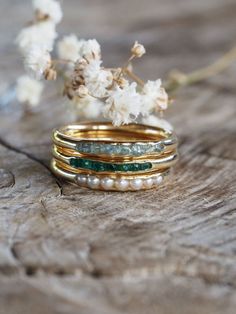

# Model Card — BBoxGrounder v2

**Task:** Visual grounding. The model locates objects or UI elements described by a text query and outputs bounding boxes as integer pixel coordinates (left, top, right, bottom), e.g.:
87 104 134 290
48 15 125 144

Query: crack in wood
0 136 63 196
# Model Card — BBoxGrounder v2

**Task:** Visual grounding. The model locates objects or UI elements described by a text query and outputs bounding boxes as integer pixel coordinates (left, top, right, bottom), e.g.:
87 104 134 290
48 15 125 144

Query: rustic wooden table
0 0 236 313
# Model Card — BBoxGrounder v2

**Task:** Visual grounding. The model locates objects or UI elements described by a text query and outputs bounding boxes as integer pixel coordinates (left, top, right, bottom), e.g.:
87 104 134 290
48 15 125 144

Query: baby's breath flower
33 0 63 24
142 115 173 131
104 83 142 126
80 39 101 60
24 46 51 79
157 87 169 110
16 75 44 106
57 34 83 62
141 79 169 113
116 77 129 88
76 85 89 98
83 60 113 98
72 95 103 119
74 58 88 72
16 21 57 54
131 41 146 58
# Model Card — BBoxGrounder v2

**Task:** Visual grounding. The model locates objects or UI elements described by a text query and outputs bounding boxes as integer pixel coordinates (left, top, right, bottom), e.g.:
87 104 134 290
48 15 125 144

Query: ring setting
51 122 178 192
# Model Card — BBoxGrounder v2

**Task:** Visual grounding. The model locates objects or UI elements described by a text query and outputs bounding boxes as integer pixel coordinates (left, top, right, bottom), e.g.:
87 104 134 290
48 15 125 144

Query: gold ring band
51 122 178 191
51 158 170 191
52 144 178 174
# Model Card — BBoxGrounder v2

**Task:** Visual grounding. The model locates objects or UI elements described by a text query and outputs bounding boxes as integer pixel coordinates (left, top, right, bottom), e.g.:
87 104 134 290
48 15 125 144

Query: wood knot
0 168 15 188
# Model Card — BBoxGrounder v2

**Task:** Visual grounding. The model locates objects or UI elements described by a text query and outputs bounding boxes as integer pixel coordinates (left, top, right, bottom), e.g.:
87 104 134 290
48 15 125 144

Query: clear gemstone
132 144 144 156
146 144 155 153
112 145 122 155
91 143 101 154
81 142 92 153
120 145 131 155
155 143 165 153
76 143 83 151
103 144 114 154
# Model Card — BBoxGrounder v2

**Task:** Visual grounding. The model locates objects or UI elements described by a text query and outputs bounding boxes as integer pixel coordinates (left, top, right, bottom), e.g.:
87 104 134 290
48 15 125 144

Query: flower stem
123 68 145 87
52 59 75 65
165 45 236 93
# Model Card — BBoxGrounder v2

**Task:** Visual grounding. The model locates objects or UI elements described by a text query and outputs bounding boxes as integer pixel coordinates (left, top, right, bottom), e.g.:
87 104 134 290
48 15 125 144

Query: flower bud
131 41 146 58
44 68 57 81
76 85 89 98
75 58 88 72
117 77 129 88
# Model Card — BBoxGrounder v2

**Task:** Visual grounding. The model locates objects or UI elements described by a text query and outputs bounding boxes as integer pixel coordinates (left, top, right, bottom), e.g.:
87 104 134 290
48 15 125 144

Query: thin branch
52 59 75 65
165 45 236 93
123 68 145 87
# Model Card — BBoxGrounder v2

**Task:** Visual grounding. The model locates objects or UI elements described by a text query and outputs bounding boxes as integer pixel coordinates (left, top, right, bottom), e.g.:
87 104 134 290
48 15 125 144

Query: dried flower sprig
62 39 170 126
165 45 236 93
15 0 63 107
15 0 170 127
14 0 236 129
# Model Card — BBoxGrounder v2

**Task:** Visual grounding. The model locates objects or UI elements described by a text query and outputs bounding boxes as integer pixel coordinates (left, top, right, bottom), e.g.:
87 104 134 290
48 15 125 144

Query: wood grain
0 0 236 313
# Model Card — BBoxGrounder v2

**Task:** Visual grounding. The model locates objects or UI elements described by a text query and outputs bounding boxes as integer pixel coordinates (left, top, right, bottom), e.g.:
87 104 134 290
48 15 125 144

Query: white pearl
77 174 87 186
154 175 163 185
101 178 114 190
115 179 129 191
87 176 100 189
144 178 153 189
130 178 143 190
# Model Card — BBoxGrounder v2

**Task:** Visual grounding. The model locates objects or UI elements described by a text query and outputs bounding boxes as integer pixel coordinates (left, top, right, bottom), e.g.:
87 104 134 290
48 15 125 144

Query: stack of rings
51 122 178 191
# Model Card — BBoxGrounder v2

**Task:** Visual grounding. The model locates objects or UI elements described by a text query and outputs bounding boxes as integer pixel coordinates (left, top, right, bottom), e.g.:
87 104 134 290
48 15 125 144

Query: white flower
76 85 89 98
57 34 83 62
24 46 51 79
33 0 63 24
142 115 173 131
57 38 101 64
104 83 142 126
16 75 44 106
131 41 146 58
83 60 113 98
80 39 101 60
72 95 103 119
16 21 57 54
141 79 168 113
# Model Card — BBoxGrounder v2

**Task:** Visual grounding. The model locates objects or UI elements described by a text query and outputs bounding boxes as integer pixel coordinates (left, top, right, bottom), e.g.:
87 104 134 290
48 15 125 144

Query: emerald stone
70 157 152 173
122 164 129 171
98 164 106 172
133 164 140 171
70 158 77 167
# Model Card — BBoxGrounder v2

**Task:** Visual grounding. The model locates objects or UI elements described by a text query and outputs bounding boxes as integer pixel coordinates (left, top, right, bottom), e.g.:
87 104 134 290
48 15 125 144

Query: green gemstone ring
51 122 179 191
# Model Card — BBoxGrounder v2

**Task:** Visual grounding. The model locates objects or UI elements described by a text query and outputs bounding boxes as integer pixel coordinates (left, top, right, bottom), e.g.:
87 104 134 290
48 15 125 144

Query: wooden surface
1 0 236 313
